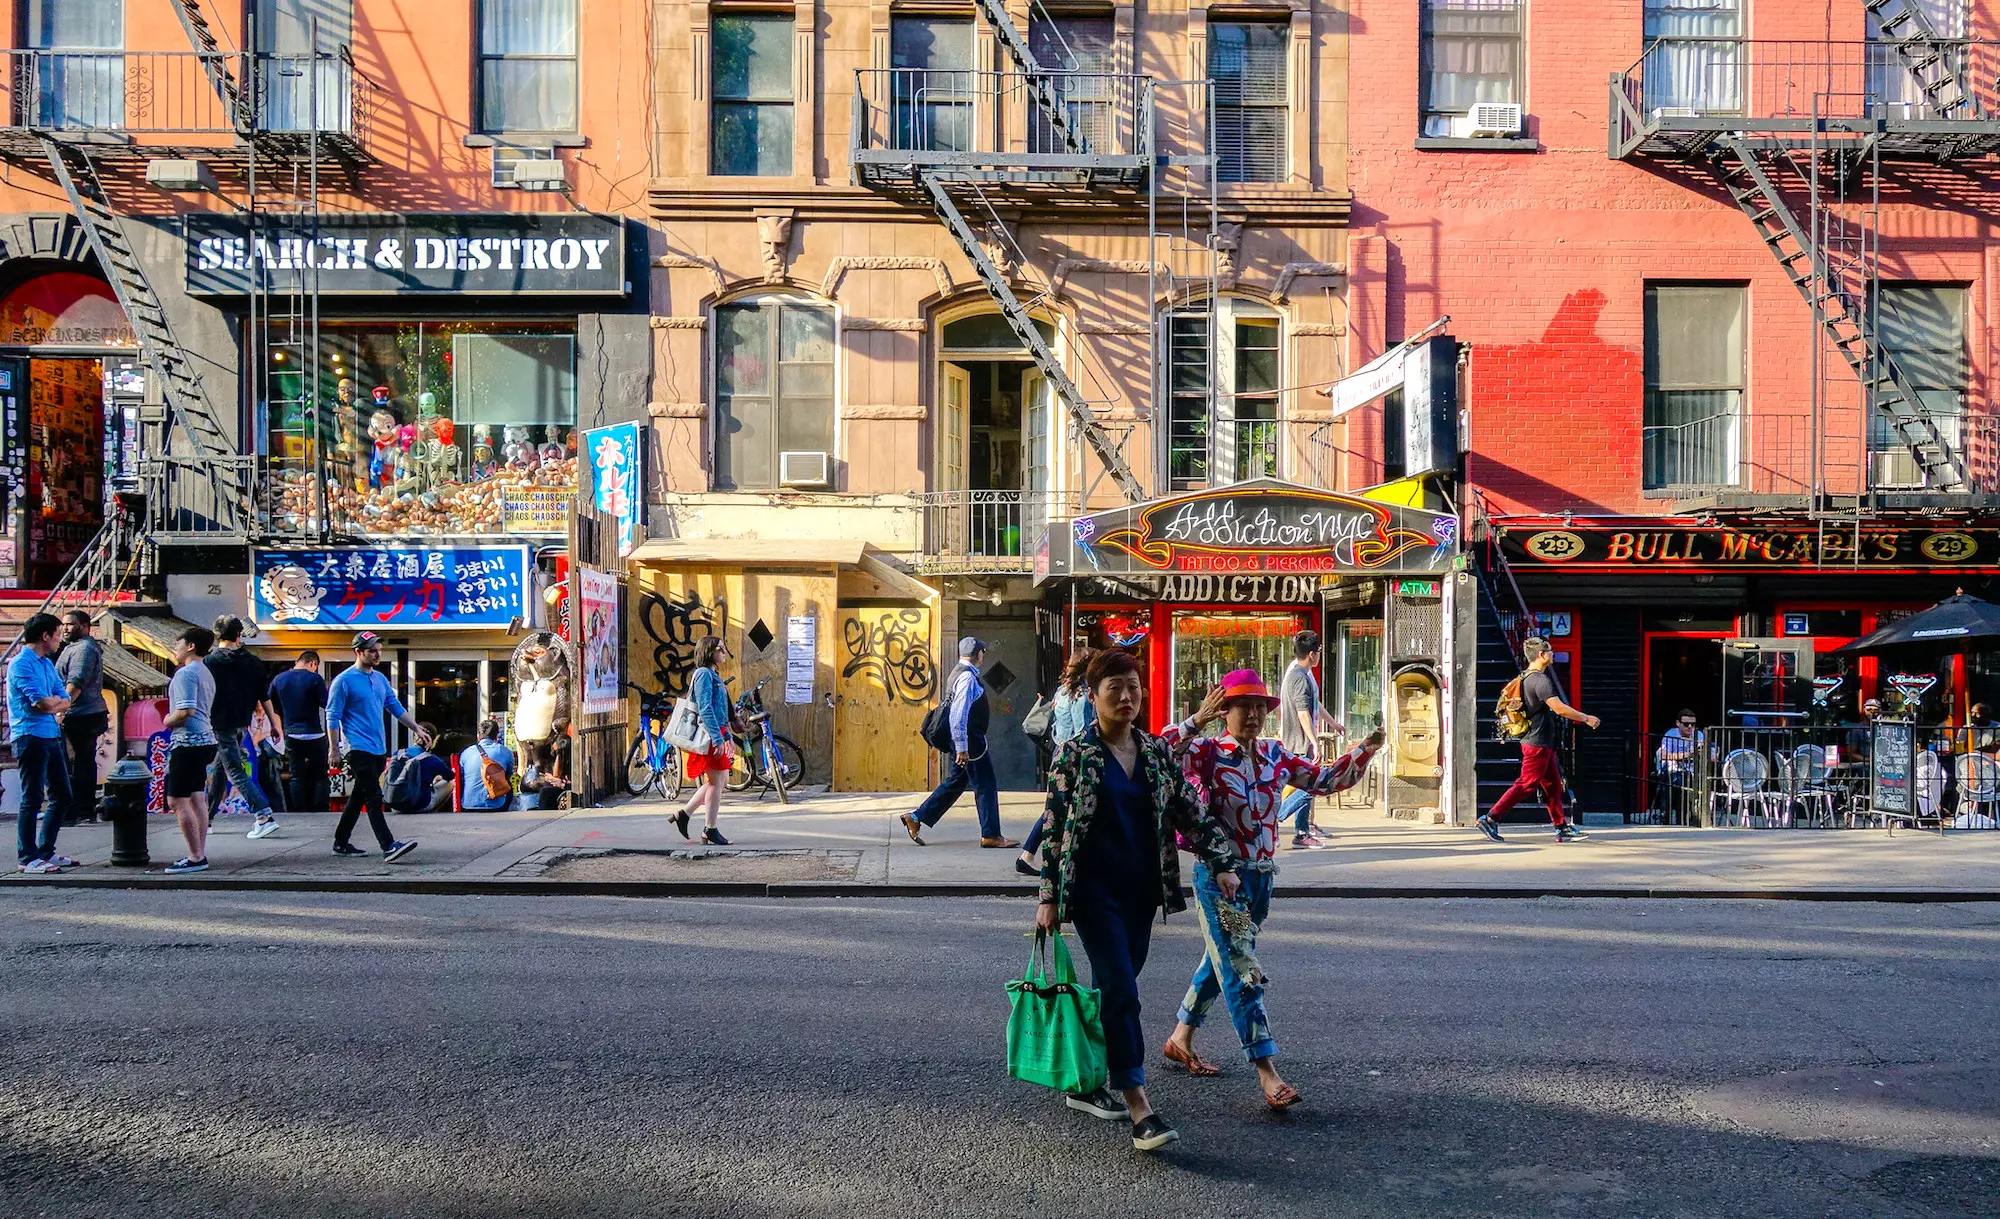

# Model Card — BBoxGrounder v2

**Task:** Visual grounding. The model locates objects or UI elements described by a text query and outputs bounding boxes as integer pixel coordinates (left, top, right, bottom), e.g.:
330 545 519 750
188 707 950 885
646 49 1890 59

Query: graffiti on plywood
841 608 935 705
638 589 724 697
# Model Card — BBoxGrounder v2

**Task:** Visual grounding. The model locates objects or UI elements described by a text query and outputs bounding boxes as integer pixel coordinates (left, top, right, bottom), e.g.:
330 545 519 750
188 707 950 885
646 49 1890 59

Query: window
712 12 793 175
1868 0 1969 119
1642 0 1742 115
254 0 353 134
715 298 835 490
1873 285 1966 488
891 16 973 152
1421 0 1521 137
479 0 578 133
1164 301 1282 489
1028 14 1115 154
26 0 123 129
1643 285 1743 490
1209 21 1287 183
261 321 578 538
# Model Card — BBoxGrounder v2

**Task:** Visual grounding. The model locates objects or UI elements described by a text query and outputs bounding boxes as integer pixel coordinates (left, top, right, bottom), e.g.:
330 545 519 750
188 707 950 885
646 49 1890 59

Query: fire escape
0 1 375 622
852 0 1222 547
1610 3 2000 515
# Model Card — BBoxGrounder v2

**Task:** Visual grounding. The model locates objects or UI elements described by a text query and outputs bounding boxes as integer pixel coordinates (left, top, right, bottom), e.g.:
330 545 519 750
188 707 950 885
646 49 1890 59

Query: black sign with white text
184 213 627 297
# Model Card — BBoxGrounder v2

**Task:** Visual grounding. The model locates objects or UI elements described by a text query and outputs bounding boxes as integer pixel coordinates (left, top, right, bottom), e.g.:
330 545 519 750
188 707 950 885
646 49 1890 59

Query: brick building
1345 0 2000 819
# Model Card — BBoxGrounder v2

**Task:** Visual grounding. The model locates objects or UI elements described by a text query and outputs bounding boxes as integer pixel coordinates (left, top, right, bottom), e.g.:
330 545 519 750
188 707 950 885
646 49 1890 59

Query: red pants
1489 744 1567 826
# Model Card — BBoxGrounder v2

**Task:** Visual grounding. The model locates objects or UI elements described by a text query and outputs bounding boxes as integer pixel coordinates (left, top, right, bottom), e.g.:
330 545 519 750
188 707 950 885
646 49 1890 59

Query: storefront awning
1043 478 1459 583
97 636 169 692
628 538 867 568
107 612 204 664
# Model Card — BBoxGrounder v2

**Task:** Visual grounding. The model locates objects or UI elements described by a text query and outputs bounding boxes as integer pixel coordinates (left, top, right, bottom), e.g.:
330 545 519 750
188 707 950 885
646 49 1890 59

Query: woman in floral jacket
1035 648 1240 1153
1158 668 1383 1108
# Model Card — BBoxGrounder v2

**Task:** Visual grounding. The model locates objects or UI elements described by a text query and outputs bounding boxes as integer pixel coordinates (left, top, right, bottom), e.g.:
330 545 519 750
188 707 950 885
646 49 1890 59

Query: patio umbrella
1834 592 2000 657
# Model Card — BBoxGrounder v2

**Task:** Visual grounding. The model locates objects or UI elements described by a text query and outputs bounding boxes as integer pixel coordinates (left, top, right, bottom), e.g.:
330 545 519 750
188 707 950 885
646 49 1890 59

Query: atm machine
1386 580 1447 821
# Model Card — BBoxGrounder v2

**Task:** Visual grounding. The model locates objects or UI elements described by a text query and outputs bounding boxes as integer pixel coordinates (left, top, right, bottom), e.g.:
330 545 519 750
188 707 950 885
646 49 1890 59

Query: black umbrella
1834 592 2000 657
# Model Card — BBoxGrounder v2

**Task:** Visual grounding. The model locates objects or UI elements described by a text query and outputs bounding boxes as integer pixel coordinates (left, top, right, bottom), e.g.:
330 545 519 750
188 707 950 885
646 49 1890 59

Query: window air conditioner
1871 449 1926 489
779 450 831 488
1653 106 1700 119
1467 103 1523 136
508 157 568 192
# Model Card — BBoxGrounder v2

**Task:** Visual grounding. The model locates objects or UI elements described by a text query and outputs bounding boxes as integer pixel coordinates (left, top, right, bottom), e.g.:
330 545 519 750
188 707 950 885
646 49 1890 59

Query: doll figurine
471 424 497 480
367 408 399 489
503 425 537 473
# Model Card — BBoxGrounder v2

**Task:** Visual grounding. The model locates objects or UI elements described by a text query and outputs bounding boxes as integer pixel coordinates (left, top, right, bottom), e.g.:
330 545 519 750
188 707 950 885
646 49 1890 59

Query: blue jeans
1178 862 1278 1062
1279 786 1316 834
205 730 273 817
1069 886 1155 1090
910 750 1001 838
14 734 70 864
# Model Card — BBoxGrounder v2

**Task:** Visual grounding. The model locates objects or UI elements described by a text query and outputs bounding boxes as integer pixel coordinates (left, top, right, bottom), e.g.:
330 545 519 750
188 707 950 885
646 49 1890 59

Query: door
254 0 354 132
1022 370 1051 497
971 610 1041 790
834 606 934 792
938 362 970 558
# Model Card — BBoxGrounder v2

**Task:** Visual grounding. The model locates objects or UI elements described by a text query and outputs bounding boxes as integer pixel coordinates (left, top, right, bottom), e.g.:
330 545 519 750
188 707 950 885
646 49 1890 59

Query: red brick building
1344 0 2000 818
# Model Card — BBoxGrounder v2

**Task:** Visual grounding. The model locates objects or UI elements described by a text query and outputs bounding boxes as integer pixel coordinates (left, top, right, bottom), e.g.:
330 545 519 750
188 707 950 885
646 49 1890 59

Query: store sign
1050 480 1457 580
252 546 531 629
1501 520 2000 571
585 421 645 557
502 485 571 534
1395 579 1440 598
184 213 626 297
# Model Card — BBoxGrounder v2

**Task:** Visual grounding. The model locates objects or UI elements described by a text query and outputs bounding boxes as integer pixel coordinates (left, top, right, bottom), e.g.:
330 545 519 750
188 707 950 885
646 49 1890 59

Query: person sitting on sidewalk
1479 637 1597 843
459 719 517 812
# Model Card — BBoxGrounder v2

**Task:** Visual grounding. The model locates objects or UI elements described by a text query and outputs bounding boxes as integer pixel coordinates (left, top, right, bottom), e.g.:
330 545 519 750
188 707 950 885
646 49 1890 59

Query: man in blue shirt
458 717 516 811
899 637 1012 848
267 650 330 814
326 631 431 862
8 613 73 873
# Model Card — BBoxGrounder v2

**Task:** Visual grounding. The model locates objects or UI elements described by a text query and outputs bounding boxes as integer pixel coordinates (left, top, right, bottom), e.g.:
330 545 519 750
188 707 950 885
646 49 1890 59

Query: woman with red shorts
674 636 734 845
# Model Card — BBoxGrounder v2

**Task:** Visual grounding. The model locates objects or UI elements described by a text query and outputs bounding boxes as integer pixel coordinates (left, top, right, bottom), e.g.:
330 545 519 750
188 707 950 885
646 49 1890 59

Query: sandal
1262 1081 1302 1109
1161 1041 1221 1077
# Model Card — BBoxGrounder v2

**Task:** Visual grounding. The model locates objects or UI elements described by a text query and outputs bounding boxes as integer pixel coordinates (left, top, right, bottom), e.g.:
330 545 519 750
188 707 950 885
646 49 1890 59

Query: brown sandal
1263 1081 1302 1109
1161 1041 1221 1077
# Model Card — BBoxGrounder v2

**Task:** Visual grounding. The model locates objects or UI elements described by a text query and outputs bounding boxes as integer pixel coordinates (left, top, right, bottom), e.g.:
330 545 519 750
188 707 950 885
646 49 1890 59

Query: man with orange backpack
1481 636 1598 843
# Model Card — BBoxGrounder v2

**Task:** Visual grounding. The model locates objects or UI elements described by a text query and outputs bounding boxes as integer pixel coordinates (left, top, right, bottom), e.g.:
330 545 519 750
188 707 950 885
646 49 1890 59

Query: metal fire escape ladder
1865 0 1984 121
919 171 1144 500
971 0 1083 152
43 141 249 515
1708 136 1966 491
170 0 245 121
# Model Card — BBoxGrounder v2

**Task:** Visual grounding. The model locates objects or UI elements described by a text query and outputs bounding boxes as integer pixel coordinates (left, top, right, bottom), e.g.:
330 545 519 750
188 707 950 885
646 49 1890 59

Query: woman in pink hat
1157 668 1382 1107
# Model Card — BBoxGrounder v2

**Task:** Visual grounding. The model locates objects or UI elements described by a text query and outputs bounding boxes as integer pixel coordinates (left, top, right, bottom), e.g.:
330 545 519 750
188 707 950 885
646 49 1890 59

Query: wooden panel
834 605 935 791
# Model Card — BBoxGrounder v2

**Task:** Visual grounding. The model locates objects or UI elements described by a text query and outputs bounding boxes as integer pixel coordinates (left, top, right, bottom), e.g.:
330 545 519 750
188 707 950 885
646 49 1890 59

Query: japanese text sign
252 547 531 630
585 421 644 557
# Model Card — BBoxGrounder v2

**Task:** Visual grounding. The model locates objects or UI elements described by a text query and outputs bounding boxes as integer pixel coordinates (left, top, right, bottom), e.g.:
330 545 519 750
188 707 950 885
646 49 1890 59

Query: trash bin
102 758 152 868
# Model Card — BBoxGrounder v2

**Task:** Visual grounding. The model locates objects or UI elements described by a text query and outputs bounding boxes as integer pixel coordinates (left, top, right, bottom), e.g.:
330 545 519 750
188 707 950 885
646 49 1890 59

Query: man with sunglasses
1654 710 1705 821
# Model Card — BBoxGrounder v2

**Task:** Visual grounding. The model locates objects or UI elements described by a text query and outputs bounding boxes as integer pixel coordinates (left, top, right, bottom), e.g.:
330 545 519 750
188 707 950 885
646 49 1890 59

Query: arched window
1164 299 1280 489
713 296 836 489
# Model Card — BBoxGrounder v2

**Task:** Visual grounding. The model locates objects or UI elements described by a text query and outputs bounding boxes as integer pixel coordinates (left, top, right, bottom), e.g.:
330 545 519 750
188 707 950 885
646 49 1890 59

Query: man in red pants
1480 637 1599 843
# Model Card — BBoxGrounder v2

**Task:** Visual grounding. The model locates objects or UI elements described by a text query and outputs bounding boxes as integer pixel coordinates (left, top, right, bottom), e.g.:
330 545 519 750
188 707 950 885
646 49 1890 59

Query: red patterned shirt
1161 719 1379 869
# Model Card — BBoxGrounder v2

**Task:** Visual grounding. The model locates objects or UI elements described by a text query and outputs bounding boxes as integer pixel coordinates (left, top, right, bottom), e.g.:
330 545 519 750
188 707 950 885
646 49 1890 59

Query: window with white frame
1420 0 1522 138
714 297 836 490
712 11 794 175
1641 0 1742 116
26 0 123 129
1209 21 1288 183
1643 284 1743 490
1165 301 1283 489
479 0 578 133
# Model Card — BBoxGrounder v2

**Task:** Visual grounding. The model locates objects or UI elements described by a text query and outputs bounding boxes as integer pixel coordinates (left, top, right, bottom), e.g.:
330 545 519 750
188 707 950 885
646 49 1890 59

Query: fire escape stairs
1865 0 1984 123
170 0 246 125
1708 135 1967 493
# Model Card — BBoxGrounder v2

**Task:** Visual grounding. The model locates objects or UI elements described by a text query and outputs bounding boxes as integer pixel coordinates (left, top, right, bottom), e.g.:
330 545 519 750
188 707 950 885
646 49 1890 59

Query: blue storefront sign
585 421 644 557
252 547 531 630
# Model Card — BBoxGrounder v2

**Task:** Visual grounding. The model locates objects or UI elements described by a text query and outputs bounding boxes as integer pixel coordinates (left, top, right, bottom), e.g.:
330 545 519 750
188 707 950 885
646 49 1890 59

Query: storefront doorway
1169 610 1309 727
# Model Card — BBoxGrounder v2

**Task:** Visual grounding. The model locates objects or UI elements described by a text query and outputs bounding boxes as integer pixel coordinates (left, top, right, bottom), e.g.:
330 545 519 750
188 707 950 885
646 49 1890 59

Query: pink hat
1217 668 1279 709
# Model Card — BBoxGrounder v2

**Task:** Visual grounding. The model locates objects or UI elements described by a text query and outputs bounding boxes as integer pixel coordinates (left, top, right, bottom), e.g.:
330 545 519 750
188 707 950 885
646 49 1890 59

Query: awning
98 636 168 692
107 612 203 663
627 538 867 567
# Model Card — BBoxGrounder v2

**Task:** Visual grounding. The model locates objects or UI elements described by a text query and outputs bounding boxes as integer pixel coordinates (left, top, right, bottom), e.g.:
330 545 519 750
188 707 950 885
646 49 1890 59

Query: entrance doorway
936 313 1057 561
1645 636 1725 738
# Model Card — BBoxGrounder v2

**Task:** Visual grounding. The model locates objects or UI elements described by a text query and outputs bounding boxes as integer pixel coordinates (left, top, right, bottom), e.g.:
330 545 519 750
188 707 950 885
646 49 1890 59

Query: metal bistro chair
1953 752 1999 829
1914 749 1949 833
1713 749 1781 828
1789 744 1841 828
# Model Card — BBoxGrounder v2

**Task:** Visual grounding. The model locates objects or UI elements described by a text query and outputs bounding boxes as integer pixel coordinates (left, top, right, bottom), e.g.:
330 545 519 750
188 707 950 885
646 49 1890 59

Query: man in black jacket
203 616 281 839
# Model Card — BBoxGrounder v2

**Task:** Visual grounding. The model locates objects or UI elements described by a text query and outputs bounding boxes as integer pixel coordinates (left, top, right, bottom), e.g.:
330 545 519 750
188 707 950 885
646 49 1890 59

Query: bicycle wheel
661 743 685 802
763 736 790 805
725 736 756 792
624 734 658 796
762 735 805 793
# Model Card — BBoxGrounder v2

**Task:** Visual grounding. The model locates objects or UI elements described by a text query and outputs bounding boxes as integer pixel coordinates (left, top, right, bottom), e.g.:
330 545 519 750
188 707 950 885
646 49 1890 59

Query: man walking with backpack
1481 636 1598 843
899 637 1015 848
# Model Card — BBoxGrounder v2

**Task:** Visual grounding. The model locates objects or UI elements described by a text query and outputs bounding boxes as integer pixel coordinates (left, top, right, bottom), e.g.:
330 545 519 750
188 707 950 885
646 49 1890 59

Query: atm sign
1395 579 1440 598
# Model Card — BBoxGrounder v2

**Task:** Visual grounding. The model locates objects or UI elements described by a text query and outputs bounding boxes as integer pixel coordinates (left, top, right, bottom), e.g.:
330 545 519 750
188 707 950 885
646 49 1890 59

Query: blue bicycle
624 683 686 800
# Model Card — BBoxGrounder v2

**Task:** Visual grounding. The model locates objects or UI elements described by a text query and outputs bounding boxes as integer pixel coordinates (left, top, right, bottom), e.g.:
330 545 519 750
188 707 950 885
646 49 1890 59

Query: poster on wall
578 568 621 715
785 616 816 705
251 546 531 629
585 421 646 557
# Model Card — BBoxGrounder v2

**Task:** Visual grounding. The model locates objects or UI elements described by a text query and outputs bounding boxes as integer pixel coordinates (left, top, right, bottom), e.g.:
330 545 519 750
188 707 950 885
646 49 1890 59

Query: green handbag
1005 930 1108 1095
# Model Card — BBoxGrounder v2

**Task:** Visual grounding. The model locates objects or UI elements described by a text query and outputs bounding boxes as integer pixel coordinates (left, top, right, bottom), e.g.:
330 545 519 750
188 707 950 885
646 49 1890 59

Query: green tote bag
1005 930 1108 1095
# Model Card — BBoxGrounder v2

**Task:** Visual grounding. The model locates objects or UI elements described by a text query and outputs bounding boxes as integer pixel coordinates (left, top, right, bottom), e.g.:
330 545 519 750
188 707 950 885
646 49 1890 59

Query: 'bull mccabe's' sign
1045 480 1458 580
184 213 626 297
1500 519 2000 571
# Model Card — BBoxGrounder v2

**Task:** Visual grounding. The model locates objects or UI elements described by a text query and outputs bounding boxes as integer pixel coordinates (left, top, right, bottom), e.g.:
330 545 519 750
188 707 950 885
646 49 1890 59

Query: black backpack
919 703 955 753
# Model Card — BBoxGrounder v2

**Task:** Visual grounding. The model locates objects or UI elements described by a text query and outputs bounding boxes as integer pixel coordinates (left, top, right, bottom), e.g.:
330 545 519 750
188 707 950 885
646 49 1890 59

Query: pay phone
1722 638 1814 725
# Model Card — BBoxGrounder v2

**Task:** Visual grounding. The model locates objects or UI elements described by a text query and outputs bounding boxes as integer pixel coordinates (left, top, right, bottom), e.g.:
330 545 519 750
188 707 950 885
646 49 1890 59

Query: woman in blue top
674 636 734 845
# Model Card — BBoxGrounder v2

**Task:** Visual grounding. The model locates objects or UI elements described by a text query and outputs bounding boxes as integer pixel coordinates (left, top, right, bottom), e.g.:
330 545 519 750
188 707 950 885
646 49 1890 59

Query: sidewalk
6 790 2000 897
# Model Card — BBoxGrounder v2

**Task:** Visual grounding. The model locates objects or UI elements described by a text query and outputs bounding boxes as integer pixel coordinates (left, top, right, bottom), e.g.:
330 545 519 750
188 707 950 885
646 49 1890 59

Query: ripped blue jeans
1177 862 1277 1062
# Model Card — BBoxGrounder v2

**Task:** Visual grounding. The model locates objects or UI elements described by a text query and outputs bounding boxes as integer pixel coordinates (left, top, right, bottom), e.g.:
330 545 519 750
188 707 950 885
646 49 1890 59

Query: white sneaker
47 855 80 868
247 816 280 840
19 859 61 874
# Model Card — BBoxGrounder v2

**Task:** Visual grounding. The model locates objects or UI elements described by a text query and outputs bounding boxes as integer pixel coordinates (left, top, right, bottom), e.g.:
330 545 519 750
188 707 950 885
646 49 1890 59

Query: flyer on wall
578 568 621 715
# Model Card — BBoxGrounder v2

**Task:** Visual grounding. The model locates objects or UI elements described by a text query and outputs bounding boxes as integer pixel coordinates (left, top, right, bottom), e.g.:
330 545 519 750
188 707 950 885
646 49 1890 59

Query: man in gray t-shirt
1278 630 1331 846
55 611 108 825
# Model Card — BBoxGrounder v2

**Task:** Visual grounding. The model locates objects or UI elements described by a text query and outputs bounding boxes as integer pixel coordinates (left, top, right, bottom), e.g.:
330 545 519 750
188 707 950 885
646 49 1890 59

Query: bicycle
725 677 805 803
624 683 685 801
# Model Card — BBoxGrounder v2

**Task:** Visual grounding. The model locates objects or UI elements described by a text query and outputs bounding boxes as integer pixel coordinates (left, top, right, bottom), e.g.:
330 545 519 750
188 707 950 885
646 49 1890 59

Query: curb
3 875 1999 903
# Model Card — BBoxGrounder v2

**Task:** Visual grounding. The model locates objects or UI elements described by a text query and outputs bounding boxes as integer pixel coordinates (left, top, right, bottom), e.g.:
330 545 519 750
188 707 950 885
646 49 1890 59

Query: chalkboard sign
1871 721 1913 816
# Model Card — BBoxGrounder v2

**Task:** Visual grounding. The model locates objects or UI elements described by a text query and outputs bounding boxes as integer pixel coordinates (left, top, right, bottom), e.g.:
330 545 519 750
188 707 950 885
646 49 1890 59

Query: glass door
1336 619 1384 741
409 653 484 758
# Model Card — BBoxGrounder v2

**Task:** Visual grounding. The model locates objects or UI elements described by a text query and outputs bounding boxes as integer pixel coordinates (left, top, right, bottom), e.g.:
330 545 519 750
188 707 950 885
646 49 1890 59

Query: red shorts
685 746 732 779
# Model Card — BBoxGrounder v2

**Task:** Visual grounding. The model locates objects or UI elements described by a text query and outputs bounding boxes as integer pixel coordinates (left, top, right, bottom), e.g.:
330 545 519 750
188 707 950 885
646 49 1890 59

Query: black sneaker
1476 815 1505 842
332 843 367 857
1557 825 1589 842
1130 1113 1179 1152
1064 1087 1129 1121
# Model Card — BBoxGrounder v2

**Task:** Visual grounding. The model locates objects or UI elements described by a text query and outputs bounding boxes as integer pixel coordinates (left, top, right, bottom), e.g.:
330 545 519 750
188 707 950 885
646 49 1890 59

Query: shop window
1871 285 1965 488
265 320 577 538
1644 284 1743 491
1420 0 1522 138
25 0 124 129
1171 611 1304 728
1027 14 1116 153
712 12 794 176
1641 0 1741 115
1336 619 1383 738
479 0 579 133
1165 301 1283 490
891 16 973 152
1209 21 1288 183
714 298 835 490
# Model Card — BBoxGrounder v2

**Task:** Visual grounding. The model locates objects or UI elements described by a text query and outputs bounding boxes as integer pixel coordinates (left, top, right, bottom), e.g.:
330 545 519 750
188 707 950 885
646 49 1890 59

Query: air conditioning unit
779 450 830 488
504 154 567 191
491 145 556 188
1653 106 1700 119
1467 102 1523 136
1871 448 1926 489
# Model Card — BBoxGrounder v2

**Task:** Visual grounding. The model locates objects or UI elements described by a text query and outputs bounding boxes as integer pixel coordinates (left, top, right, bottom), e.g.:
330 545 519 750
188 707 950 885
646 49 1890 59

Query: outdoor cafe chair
1914 749 1948 827
1714 749 1782 828
1790 744 1841 828
1953 752 1999 829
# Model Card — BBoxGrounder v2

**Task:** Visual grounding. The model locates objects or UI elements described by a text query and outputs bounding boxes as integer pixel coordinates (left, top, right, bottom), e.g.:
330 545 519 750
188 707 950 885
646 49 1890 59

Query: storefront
1494 514 2000 817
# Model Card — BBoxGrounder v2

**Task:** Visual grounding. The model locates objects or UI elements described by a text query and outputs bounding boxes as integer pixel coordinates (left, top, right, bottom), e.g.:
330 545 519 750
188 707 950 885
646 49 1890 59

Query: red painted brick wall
1345 0 2000 515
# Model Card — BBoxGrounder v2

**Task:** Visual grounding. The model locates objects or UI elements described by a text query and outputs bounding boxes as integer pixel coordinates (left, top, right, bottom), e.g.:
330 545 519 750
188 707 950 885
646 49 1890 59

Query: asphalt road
2 892 1996 1219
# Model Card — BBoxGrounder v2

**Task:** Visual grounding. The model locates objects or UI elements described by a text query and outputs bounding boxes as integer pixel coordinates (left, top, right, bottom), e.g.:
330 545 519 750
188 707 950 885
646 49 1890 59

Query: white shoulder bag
664 696 714 754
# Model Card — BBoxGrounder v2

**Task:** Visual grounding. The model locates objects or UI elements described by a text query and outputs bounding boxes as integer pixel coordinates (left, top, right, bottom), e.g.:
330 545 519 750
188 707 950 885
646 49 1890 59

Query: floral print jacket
1037 722 1237 923
1162 719 1380 870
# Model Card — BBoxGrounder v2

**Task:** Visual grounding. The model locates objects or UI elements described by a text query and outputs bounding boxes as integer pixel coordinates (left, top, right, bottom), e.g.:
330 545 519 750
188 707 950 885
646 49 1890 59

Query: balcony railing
1641 411 2000 502
851 69 1148 178
912 489 1077 574
1611 38 2000 157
